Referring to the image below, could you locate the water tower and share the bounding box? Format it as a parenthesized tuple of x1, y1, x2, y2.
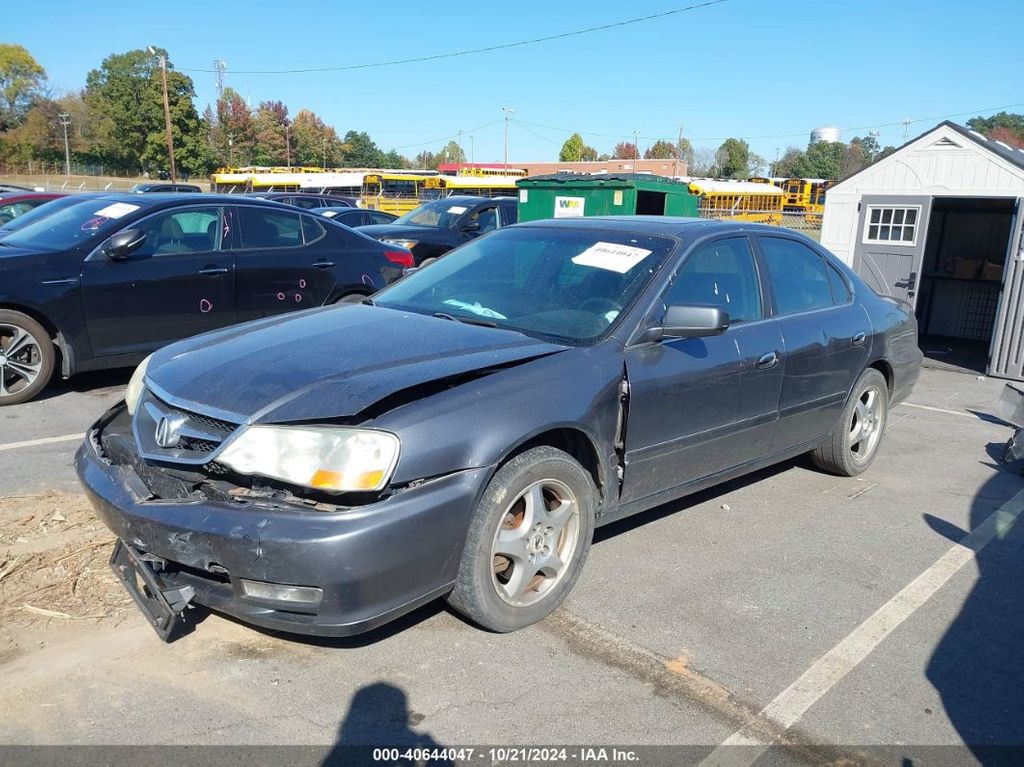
(810, 126, 841, 144)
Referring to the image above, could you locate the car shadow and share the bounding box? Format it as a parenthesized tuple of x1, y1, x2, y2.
(924, 442, 1024, 761)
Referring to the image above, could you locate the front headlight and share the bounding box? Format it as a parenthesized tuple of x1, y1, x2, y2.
(125, 354, 152, 416)
(381, 238, 418, 251)
(217, 425, 400, 493)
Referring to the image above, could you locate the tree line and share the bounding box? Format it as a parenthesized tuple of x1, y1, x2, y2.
(0, 43, 426, 176)
(3, 43, 1023, 180)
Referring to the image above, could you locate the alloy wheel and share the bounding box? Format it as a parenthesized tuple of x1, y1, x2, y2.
(490, 479, 581, 607)
(0, 323, 43, 400)
(849, 386, 885, 463)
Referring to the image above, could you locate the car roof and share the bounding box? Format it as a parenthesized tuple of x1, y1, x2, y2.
(61, 192, 302, 212)
(512, 215, 805, 238)
(0, 192, 64, 202)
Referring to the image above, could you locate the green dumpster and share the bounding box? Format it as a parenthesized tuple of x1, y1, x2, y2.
(516, 173, 698, 223)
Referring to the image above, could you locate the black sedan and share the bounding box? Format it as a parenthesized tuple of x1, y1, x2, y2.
(78, 217, 921, 640)
(129, 183, 203, 193)
(360, 195, 518, 264)
(316, 207, 398, 227)
(0, 193, 413, 404)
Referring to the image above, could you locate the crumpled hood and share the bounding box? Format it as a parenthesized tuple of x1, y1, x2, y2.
(147, 305, 567, 424)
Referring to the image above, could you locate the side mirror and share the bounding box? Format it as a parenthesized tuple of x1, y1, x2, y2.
(660, 304, 730, 339)
(104, 229, 146, 260)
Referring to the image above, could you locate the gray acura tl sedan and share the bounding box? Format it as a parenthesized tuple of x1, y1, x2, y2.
(77, 217, 922, 640)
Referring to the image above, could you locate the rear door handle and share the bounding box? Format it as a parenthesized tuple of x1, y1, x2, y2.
(313, 260, 335, 269)
(852, 331, 867, 347)
(198, 266, 228, 275)
(756, 351, 779, 370)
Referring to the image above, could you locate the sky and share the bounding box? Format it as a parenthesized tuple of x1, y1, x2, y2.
(7, 0, 1024, 166)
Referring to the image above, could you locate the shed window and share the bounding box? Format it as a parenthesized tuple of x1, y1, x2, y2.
(864, 205, 919, 245)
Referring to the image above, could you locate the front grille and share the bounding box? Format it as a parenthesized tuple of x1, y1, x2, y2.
(134, 390, 242, 466)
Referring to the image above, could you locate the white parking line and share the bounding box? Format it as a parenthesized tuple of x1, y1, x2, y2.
(901, 402, 976, 418)
(0, 433, 83, 452)
(702, 486, 1024, 765)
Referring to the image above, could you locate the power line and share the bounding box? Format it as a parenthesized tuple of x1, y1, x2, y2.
(392, 118, 503, 151)
(179, 1, 728, 75)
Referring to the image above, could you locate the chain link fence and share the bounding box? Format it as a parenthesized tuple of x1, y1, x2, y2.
(697, 208, 822, 241)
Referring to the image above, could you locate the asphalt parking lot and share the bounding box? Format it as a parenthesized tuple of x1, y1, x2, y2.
(1, 363, 1022, 763)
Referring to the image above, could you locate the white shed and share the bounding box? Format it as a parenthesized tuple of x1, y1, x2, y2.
(821, 121, 1024, 379)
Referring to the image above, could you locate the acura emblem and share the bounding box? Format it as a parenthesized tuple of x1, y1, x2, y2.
(155, 413, 188, 449)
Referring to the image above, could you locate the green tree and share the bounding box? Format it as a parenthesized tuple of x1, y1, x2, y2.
(342, 130, 384, 167)
(381, 149, 410, 169)
(84, 48, 210, 175)
(580, 143, 598, 161)
(559, 132, 586, 161)
(250, 100, 288, 165)
(714, 138, 751, 178)
(676, 137, 695, 170)
(643, 139, 677, 160)
(413, 150, 437, 169)
(0, 44, 47, 130)
(774, 146, 804, 177)
(793, 140, 848, 180)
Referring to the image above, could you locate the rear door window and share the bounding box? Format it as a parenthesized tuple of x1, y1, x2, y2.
(237, 206, 304, 249)
(758, 237, 835, 315)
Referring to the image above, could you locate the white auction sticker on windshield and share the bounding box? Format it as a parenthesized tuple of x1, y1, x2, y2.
(94, 202, 140, 219)
(572, 242, 652, 273)
(447, 205, 468, 214)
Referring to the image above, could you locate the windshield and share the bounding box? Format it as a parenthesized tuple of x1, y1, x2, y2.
(1, 198, 143, 250)
(393, 198, 471, 228)
(374, 227, 677, 344)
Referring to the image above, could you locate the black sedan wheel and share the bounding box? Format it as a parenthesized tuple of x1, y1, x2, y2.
(0, 310, 55, 405)
(447, 446, 596, 632)
(811, 368, 889, 476)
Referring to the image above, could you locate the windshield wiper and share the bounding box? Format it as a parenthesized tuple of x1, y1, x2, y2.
(433, 312, 497, 328)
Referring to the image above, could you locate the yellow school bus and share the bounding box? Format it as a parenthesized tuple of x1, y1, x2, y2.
(422, 175, 519, 198)
(360, 173, 435, 215)
(688, 179, 784, 224)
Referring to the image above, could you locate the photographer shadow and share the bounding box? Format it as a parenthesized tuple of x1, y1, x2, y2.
(323, 682, 453, 767)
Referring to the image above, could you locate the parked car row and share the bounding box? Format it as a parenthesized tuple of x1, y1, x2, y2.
(0, 193, 413, 404)
(73, 214, 923, 641)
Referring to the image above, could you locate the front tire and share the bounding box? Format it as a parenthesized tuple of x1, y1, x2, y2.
(447, 446, 597, 632)
(811, 368, 889, 476)
(0, 310, 55, 406)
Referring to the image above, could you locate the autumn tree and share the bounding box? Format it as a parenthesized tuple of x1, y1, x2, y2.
(0, 44, 47, 130)
(612, 141, 638, 160)
(967, 112, 1024, 146)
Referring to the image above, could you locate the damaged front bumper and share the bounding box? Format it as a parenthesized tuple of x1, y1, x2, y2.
(76, 402, 492, 638)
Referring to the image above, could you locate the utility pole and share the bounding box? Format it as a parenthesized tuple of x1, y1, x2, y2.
(471, 135, 475, 165)
(149, 46, 177, 181)
(502, 107, 516, 169)
(322, 135, 327, 169)
(285, 123, 291, 168)
(673, 123, 683, 178)
(633, 130, 640, 162)
(58, 113, 72, 176)
(902, 118, 912, 142)
(228, 134, 234, 166)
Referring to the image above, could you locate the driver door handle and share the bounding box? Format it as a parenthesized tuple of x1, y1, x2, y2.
(756, 351, 780, 370)
(852, 331, 867, 347)
(198, 266, 228, 276)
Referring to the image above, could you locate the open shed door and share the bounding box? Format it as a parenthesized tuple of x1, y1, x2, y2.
(988, 198, 1024, 379)
(852, 195, 932, 307)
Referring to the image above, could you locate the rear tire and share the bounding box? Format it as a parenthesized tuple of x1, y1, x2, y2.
(0, 310, 55, 406)
(811, 368, 889, 476)
(447, 446, 596, 632)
